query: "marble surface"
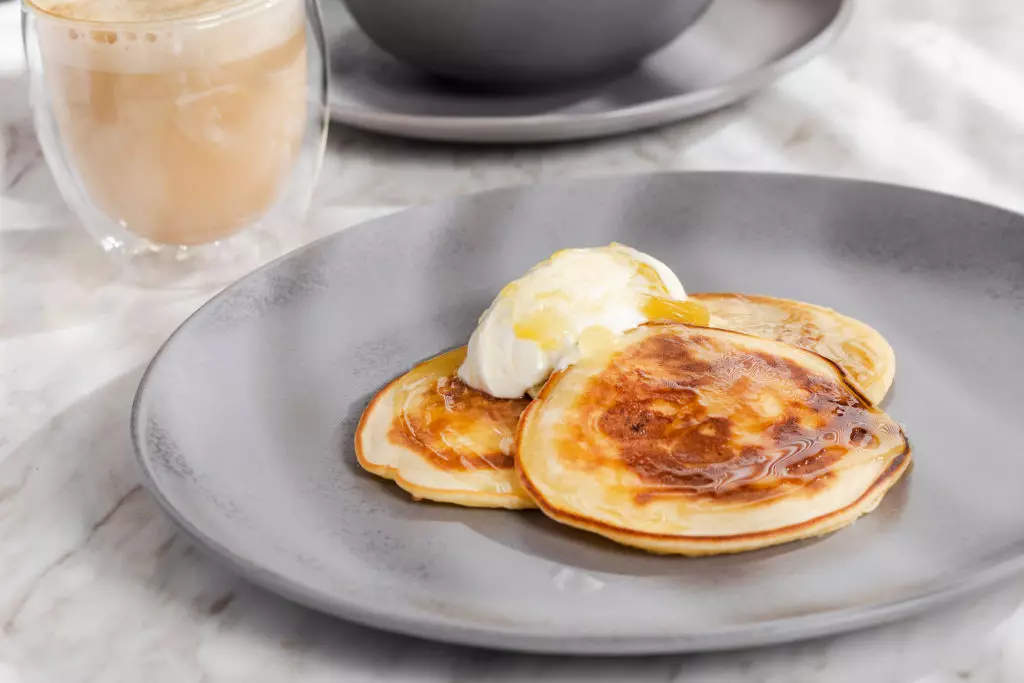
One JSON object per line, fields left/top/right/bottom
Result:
{"left": 3, "top": 0, "right": 1024, "bottom": 680}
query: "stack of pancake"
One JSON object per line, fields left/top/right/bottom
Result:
{"left": 356, "top": 292, "right": 909, "bottom": 555}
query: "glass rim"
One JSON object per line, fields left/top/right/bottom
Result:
{"left": 21, "top": 0, "right": 290, "bottom": 30}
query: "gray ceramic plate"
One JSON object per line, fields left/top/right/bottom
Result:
{"left": 133, "top": 173, "right": 1024, "bottom": 655}
{"left": 326, "top": 0, "right": 850, "bottom": 143}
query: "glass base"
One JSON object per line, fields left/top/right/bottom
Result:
{"left": 101, "top": 225, "right": 286, "bottom": 290}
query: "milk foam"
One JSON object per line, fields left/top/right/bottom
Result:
{"left": 31, "top": 0, "right": 303, "bottom": 72}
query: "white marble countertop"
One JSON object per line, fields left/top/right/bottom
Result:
{"left": 3, "top": 0, "right": 1024, "bottom": 680}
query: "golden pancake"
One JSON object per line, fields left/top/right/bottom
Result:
{"left": 689, "top": 293, "right": 896, "bottom": 405}
{"left": 355, "top": 347, "right": 535, "bottom": 508}
{"left": 516, "top": 324, "right": 910, "bottom": 555}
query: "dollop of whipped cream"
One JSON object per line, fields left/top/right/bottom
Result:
{"left": 457, "top": 243, "right": 689, "bottom": 399}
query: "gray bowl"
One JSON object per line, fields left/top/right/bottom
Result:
{"left": 340, "top": 0, "right": 713, "bottom": 86}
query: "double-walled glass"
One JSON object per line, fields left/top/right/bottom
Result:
{"left": 23, "top": 0, "right": 329, "bottom": 286}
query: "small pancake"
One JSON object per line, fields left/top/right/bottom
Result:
{"left": 355, "top": 347, "right": 535, "bottom": 509}
{"left": 516, "top": 324, "right": 910, "bottom": 555}
{"left": 689, "top": 293, "right": 896, "bottom": 405}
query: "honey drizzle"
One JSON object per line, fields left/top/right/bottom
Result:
{"left": 389, "top": 347, "right": 528, "bottom": 472}
{"left": 641, "top": 296, "right": 710, "bottom": 327}
{"left": 509, "top": 247, "right": 709, "bottom": 352}
{"left": 557, "top": 331, "right": 905, "bottom": 511}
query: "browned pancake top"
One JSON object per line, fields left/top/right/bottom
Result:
{"left": 558, "top": 329, "right": 898, "bottom": 506}
{"left": 690, "top": 293, "right": 884, "bottom": 396}
{"left": 387, "top": 348, "right": 529, "bottom": 472}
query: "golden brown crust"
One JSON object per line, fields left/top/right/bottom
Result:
{"left": 386, "top": 375, "right": 527, "bottom": 472}
{"left": 355, "top": 349, "right": 535, "bottom": 509}
{"left": 518, "top": 432, "right": 909, "bottom": 548}
{"left": 516, "top": 323, "right": 910, "bottom": 554}
{"left": 689, "top": 293, "right": 895, "bottom": 406}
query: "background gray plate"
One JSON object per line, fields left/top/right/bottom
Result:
{"left": 133, "top": 173, "right": 1024, "bottom": 655}
{"left": 326, "top": 0, "right": 850, "bottom": 143}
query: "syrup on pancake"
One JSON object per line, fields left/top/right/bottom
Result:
{"left": 517, "top": 323, "right": 909, "bottom": 555}
{"left": 355, "top": 347, "right": 535, "bottom": 508}
{"left": 690, "top": 293, "right": 896, "bottom": 405}
{"left": 388, "top": 348, "right": 529, "bottom": 472}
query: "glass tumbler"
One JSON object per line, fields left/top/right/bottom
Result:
{"left": 22, "top": 0, "right": 329, "bottom": 286}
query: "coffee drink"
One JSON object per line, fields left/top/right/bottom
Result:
{"left": 31, "top": 0, "right": 307, "bottom": 245}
